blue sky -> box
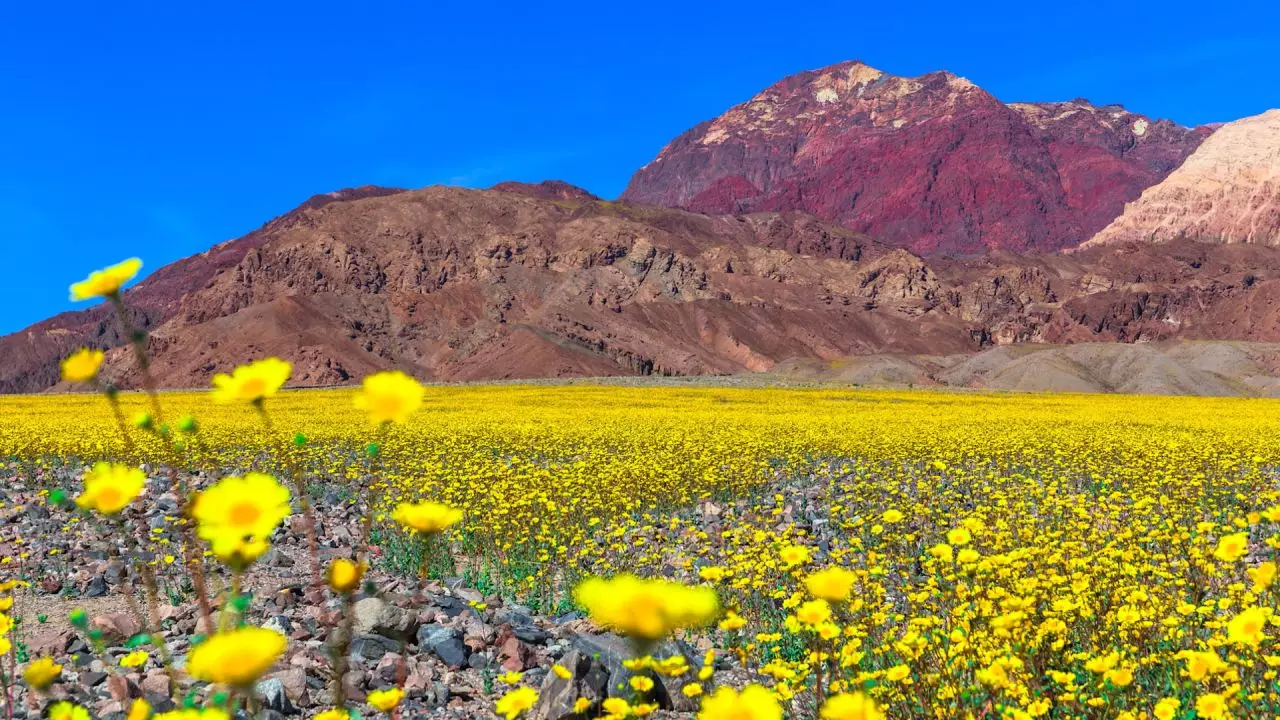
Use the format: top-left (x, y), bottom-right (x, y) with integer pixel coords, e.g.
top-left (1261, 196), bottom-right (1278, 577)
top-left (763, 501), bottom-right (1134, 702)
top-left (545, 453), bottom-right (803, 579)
top-left (2, 0), bottom-right (1277, 333)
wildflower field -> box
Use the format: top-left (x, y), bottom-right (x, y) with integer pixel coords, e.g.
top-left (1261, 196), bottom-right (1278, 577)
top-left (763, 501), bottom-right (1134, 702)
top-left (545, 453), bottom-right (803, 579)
top-left (1, 256), bottom-right (1279, 720)
top-left (4, 381), bottom-right (1280, 719)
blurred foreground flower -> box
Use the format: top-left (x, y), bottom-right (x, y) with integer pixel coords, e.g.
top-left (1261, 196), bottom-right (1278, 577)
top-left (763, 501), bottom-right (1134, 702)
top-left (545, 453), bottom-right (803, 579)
top-left (354, 369), bottom-right (426, 424)
top-left (696, 684), bottom-right (780, 720)
top-left (392, 500), bottom-right (462, 534)
top-left (60, 348), bottom-right (105, 383)
top-left (69, 257), bottom-right (142, 301)
top-left (76, 462), bottom-right (146, 515)
top-left (187, 627), bottom-right (286, 686)
top-left (211, 357), bottom-right (292, 404)
top-left (574, 574), bottom-right (718, 641)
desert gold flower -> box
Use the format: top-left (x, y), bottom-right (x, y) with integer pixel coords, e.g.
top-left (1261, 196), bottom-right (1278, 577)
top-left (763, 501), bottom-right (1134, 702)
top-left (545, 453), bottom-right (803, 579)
top-left (392, 500), bottom-right (462, 534)
top-left (60, 348), bottom-right (105, 383)
top-left (119, 650), bottom-right (149, 668)
top-left (193, 472), bottom-right (290, 543)
top-left (494, 686), bottom-right (538, 720)
top-left (76, 462), bottom-right (146, 515)
top-left (70, 257), bottom-right (142, 300)
top-left (574, 575), bottom-right (718, 641)
top-left (1213, 532), bottom-right (1249, 562)
top-left (367, 687), bottom-right (404, 712)
top-left (47, 702), bottom-right (89, 720)
top-left (697, 684), bottom-right (781, 720)
top-left (187, 627), bottom-right (286, 686)
top-left (820, 692), bottom-right (884, 720)
top-left (126, 699), bottom-right (151, 720)
top-left (22, 656), bottom-right (62, 690)
top-left (354, 370), bottom-right (426, 424)
top-left (313, 711), bottom-right (348, 720)
top-left (1248, 560), bottom-right (1276, 591)
top-left (804, 566), bottom-right (856, 601)
top-left (1195, 692), bottom-right (1227, 720)
top-left (779, 544), bottom-right (810, 567)
top-left (1227, 605), bottom-right (1269, 647)
top-left (205, 533), bottom-right (270, 571)
top-left (1153, 698), bottom-right (1180, 720)
top-left (327, 558), bottom-right (364, 593)
top-left (210, 358), bottom-right (292, 404)
top-left (795, 598), bottom-right (832, 627)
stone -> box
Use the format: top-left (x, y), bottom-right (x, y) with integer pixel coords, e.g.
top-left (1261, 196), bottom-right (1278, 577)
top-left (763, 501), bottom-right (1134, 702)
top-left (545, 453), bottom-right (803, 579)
top-left (416, 624), bottom-right (469, 668)
top-left (91, 613), bottom-right (143, 645)
top-left (84, 575), bottom-right (109, 597)
top-left (353, 597), bottom-right (417, 640)
top-left (255, 677), bottom-right (296, 716)
top-left (348, 634), bottom-right (400, 664)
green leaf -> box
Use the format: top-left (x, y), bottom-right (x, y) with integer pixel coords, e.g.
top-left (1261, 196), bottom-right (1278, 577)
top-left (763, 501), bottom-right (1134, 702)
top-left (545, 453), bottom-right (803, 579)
top-left (125, 633), bottom-right (149, 649)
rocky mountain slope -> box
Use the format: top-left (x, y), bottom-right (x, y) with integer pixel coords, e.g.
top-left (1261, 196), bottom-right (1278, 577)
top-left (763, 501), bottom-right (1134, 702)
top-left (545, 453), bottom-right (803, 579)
top-left (1083, 109), bottom-right (1280, 248)
top-left (621, 60), bottom-right (1211, 254)
top-left (7, 183), bottom-right (1280, 393)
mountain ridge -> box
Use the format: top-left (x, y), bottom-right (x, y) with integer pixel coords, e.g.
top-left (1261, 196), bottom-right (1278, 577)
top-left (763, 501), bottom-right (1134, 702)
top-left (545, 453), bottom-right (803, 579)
top-left (622, 60), bottom-right (1211, 254)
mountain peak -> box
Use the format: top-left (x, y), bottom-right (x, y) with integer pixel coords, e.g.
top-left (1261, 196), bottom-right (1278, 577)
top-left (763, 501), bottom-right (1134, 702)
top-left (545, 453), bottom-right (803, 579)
top-left (622, 61), bottom-right (1209, 254)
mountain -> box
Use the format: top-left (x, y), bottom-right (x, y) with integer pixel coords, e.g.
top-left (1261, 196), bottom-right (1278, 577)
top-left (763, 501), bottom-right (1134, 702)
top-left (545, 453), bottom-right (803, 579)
top-left (621, 60), bottom-right (1211, 254)
top-left (1082, 109), bottom-right (1280, 248)
top-left (7, 185), bottom-right (1280, 393)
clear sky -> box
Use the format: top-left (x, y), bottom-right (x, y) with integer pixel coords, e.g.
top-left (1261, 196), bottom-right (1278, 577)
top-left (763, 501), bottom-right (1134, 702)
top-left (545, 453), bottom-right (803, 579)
top-left (2, 1), bottom-right (1277, 333)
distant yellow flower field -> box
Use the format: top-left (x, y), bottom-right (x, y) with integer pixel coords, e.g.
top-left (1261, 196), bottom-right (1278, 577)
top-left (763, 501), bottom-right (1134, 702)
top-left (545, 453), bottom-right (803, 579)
top-left (4, 385), bottom-right (1280, 716)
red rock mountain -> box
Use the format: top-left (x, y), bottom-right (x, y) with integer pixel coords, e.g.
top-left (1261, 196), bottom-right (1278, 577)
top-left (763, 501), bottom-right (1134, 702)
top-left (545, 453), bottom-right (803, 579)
top-left (7, 184), bottom-right (1280, 393)
top-left (621, 61), bottom-right (1211, 254)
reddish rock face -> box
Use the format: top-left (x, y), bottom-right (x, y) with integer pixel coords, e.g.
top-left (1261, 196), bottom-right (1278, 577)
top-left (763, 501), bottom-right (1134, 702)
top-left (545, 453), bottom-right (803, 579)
top-left (621, 61), bottom-right (1210, 254)
top-left (7, 185), bottom-right (1280, 393)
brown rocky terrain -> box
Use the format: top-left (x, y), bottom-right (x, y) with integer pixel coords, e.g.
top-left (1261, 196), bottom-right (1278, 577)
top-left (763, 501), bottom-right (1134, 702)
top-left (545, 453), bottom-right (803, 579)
top-left (6, 184), bottom-right (1280, 394)
top-left (1083, 109), bottom-right (1280, 248)
top-left (770, 341), bottom-right (1280, 397)
top-left (621, 61), bottom-right (1211, 254)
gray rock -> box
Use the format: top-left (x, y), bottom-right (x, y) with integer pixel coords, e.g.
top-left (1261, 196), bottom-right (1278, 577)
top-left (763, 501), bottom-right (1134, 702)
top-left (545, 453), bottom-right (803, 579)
top-left (85, 575), bottom-right (108, 597)
top-left (263, 615), bottom-right (292, 636)
top-left (416, 624), bottom-right (469, 668)
top-left (512, 625), bottom-right (549, 644)
top-left (349, 634), bottom-right (401, 664)
top-left (255, 678), bottom-right (296, 716)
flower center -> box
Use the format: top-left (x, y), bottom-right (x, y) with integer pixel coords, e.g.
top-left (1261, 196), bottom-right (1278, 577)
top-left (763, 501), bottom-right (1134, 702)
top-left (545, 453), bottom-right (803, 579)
top-left (96, 487), bottom-right (122, 509)
top-left (241, 378), bottom-right (266, 397)
top-left (230, 502), bottom-right (262, 527)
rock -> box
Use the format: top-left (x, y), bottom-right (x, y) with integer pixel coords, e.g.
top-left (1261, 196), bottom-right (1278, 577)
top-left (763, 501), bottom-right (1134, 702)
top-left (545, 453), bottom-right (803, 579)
top-left (140, 671), bottom-right (170, 696)
top-left (91, 613), bottom-right (143, 645)
top-left (1086, 109), bottom-right (1280, 248)
top-left (105, 675), bottom-right (139, 702)
top-left (263, 615), bottom-right (292, 636)
top-left (530, 633), bottom-right (701, 713)
top-left (374, 653), bottom-right (403, 684)
top-left (272, 668), bottom-right (308, 704)
top-left (511, 625), bottom-right (549, 644)
top-left (416, 624), bottom-right (469, 668)
top-left (529, 651), bottom-right (597, 720)
top-left (348, 634), bottom-right (400, 664)
top-left (84, 575), bottom-right (109, 597)
top-left (260, 546), bottom-right (295, 569)
top-left (26, 629), bottom-right (73, 656)
top-left (353, 597), bottom-right (417, 640)
top-left (255, 678), bottom-right (296, 716)
top-left (496, 628), bottom-right (533, 672)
